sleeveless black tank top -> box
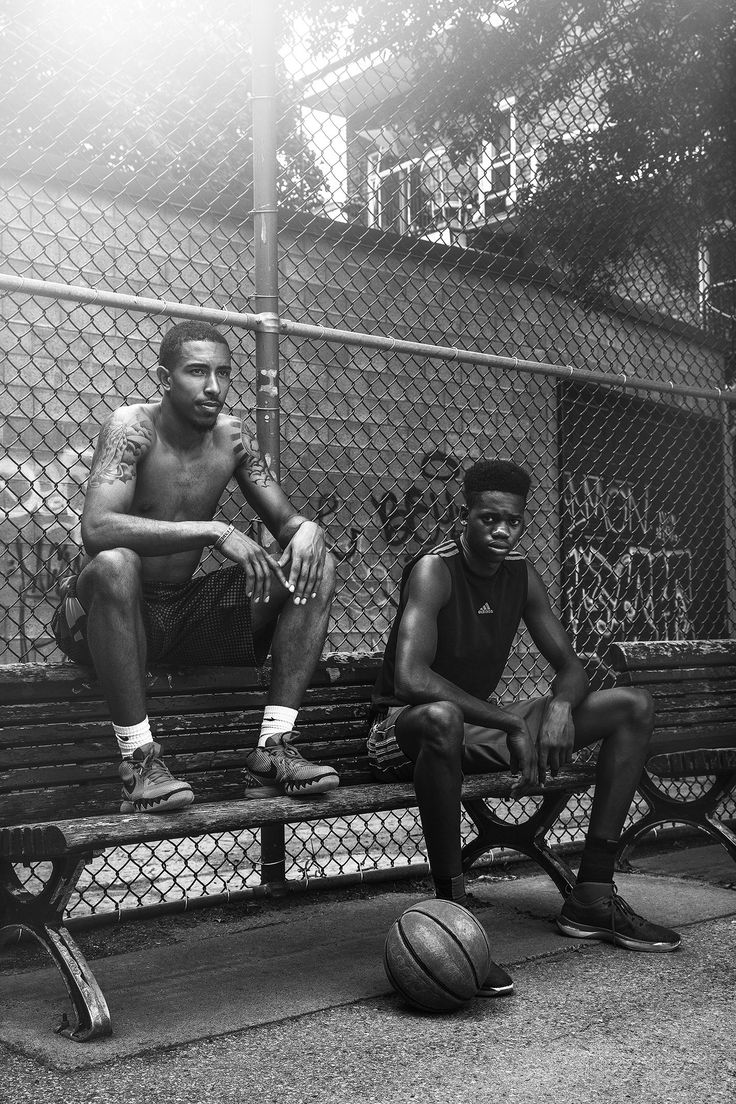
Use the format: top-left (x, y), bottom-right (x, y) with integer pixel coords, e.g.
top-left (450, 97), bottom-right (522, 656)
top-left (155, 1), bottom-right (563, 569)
top-left (373, 537), bottom-right (528, 709)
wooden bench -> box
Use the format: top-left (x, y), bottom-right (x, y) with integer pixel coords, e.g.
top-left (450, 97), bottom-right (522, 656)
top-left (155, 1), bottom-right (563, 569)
top-left (3, 641), bottom-right (734, 1042)
top-left (0, 653), bottom-right (600, 1041)
top-left (608, 640), bottom-right (736, 865)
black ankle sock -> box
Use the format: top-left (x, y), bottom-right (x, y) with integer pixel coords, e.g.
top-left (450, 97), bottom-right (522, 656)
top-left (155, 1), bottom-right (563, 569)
top-left (433, 873), bottom-right (467, 907)
top-left (577, 835), bottom-right (619, 885)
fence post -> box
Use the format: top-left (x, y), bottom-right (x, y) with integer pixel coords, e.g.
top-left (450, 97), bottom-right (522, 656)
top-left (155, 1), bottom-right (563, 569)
top-left (251, 0), bottom-right (285, 886)
top-left (251, 0), bottom-right (281, 478)
top-left (722, 399), bottom-right (736, 638)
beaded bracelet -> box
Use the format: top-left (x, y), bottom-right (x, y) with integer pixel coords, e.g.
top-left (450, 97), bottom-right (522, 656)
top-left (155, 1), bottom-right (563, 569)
top-left (214, 523), bottom-right (235, 551)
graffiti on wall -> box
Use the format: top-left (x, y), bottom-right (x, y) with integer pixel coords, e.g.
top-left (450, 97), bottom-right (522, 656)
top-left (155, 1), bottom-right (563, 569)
top-left (0, 452), bottom-right (90, 662)
top-left (558, 381), bottom-right (728, 655)
top-left (315, 449), bottom-right (463, 651)
top-left (1, 443), bottom-right (465, 660)
top-left (371, 450), bottom-right (462, 549)
top-left (561, 472), bottom-right (694, 651)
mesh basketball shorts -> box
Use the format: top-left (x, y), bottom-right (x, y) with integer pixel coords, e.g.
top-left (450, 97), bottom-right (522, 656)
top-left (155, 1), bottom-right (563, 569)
top-left (52, 564), bottom-right (273, 667)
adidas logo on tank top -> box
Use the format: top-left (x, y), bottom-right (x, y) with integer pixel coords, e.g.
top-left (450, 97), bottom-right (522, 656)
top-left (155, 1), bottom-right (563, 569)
top-left (477, 602), bottom-right (493, 615)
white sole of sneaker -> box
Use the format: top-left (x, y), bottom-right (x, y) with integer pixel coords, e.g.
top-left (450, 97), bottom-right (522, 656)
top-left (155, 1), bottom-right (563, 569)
top-left (556, 919), bottom-right (681, 952)
top-left (477, 982), bottom-right (514, 997)
top-left (120, 788), bottom-right (194, 815)
top-left (284, 774), bottom-right (339, 797)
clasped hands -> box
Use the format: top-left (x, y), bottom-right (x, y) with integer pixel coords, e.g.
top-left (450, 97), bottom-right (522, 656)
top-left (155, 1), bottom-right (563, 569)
top-left (217, 520), bottom-right (326, 605)
top-left (506, 698), bottom-right (575, 796)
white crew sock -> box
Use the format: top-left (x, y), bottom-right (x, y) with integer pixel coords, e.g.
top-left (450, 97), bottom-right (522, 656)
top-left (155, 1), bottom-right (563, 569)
top-left (258, 706), bottom-right (298, 746)
top-left (114, 718), bottom-right (154, 759)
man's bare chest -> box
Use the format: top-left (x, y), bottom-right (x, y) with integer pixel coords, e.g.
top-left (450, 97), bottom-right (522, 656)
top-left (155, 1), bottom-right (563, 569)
top-left (132, 446), bottom-right (234, 521)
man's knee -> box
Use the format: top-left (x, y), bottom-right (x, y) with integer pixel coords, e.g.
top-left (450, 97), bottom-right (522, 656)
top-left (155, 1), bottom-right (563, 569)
top-left (80, 548), bottom-right (143, 604)
top-left (320, 551), bottom-right (337, 602)
top-left (415, 700), bottom-right (465, 757)
top-left (624, 687), bottom-right (654, 733)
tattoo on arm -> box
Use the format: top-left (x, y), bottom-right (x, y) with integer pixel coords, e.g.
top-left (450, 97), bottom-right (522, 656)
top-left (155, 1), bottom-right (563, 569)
top-left (232, 419), bottom-right (274, 489)
top-left (88, 418), bottom-right (154, 488)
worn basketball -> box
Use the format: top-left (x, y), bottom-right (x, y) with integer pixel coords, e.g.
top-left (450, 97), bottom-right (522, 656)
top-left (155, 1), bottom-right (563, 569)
top-left (383, 899), bottom-right (491, 1012)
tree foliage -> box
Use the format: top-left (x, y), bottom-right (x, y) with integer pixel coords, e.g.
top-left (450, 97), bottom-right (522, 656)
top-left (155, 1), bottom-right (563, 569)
top-left (295, 0), bottom-right (736, 297)
top-left (1, 0), bottom-right (324, 211)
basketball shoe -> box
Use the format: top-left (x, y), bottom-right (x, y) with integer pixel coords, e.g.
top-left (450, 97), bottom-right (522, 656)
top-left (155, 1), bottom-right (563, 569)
top-left (243, 730), bottom-right (339, 798)
top-left (477, 961), bottom-right (514, 998)
top-left (557, 884), bottom-right (681, 952)
top-left (119, 742), bottom-right (194, 814)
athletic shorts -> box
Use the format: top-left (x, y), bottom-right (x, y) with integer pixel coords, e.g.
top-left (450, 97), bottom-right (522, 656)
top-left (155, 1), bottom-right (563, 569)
top-left (52, 565), bottom-right (274, 668)
top-left (367, 697), bottom-right (551, 782)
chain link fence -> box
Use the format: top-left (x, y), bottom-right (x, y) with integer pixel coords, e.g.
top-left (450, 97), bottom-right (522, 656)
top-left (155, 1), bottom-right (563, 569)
top-left (2, 1), bottom-right (735, 919)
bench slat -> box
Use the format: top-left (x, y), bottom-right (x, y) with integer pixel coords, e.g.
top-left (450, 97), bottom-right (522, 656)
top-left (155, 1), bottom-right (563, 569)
top-left (607, 640), bottom-right (736, 670)
top-left (645, 691), bottom-right (736, 712)
top-left (648, 723), bottom-right (736, 757)
top-left (652, 707), bottom-right (736, 728)
top-left (622, 678), bottom-right (736, 700)
top-left (648, 748), bottom-right (736, 778)
top-left (0, 764), bottom-right (598, 860)
top-left (615, 666), bottom-right (736, 686)
top-left (0, 717), bottom-right (372, 767)
top-left (1, 682), bottom-right (375, 728)
top-left (0, 656), bottom-right (383, 704)
top-left (0, 704), bottom-right (372, 752)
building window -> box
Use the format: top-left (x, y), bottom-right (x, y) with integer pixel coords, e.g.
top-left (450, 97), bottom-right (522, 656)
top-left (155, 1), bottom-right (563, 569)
top-left (364, 103), bottom-right (521, 241)
top-left (479, 101), bottom-right (518, 216)
top-left (367, 151), bottom-right (433, 235)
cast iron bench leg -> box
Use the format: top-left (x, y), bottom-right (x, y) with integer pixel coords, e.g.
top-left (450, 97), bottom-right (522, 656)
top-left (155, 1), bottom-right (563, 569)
top-left (461, 792), bottom-right (578, 896)
top-left (619, 770), bottom-right (736, 868)
top-left (0, 855), bottom-right (112, 1041)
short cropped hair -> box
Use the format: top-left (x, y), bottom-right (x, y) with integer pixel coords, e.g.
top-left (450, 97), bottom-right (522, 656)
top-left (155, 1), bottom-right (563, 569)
top-left (463, 459), bottom-right (531, 506)
top-left (159, 322), bottom-right (230, 370)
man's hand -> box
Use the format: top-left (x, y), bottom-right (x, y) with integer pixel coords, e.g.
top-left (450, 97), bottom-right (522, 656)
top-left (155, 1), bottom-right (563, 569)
top-left (506, 719), bottom-right (539, 795)
top-left (217, 526), bottom-right (289, 603)
top-left (277, 520), bottom-right (327, 604)
top-left (536, 699), bottom-right (575, 784)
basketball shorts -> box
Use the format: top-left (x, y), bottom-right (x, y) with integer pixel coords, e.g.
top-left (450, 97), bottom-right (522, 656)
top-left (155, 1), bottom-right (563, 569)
top-left (52, 564), bottom-right (274, 668)
top-left (367, 696), bottom-right (552, 782)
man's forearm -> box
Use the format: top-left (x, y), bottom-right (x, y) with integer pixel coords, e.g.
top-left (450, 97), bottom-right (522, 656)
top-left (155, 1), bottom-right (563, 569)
top-left (275, 514), bottom-right (314, 548)
top-left (82, 514), bottom-right (225, 557)
top-left (395, 665), bottom-right (523, 732)
top-left (551, 660), bottom-right (589, 710)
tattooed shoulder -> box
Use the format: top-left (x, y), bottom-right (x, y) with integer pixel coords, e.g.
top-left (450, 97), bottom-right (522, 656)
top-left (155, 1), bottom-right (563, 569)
top-left (88, 412), bottom-right (156, 489)
top-left (230, 417), bottom-right (274, 489)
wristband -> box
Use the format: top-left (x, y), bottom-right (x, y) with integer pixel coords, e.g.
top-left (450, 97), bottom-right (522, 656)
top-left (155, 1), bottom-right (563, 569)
top-left (214, 523), bottom-right (235, 551)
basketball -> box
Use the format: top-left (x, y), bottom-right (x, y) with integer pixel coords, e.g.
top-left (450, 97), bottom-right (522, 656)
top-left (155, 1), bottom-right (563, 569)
top-left (383, 899), bottom-right (491, 1012)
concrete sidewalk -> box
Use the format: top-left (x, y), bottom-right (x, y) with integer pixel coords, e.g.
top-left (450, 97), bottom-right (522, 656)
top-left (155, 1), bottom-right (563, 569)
top-left (1, 845), bottom-right (735, 1104)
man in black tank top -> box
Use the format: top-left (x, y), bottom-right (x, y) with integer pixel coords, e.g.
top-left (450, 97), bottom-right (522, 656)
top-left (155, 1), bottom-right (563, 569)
top-left (370, 459), bottom-right (680, 996)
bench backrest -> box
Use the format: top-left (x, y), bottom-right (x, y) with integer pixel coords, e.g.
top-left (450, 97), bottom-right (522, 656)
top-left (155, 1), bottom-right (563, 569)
top-left (3, 641), bottom-right (731, 827)
top-left (607, 639), bottom-right (736, 759)
top-left (0, 655), bottom-right (382, 827)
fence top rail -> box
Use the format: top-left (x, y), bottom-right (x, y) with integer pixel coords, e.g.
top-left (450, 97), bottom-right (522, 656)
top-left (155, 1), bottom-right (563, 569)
top-left (1, 272), bottom-right (734, 405)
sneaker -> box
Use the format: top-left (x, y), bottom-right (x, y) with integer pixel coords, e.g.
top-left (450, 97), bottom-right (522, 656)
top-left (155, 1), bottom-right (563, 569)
top-left (243, 730), bottom-right (339, 798)
top-left (477, 960), bottom-right (514, 998)
top-left (557, 884), bottom-right (681, 952)
top-left (119, 742), bottom-right (194, 814)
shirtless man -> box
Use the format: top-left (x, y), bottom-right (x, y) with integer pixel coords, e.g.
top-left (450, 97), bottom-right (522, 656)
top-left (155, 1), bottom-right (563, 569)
top-left (369, 458), bottom-right (680, 997)
top-left (53, 321), bottom-right (338, 813)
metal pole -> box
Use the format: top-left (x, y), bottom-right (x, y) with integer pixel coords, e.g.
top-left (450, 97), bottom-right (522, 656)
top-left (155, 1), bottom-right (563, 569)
top-left (251, 0), bottom-right (285, 886)
top-left (251, 0), bottom-right (281, 478)
top-left (722, 399), bottom-right (736, 636)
